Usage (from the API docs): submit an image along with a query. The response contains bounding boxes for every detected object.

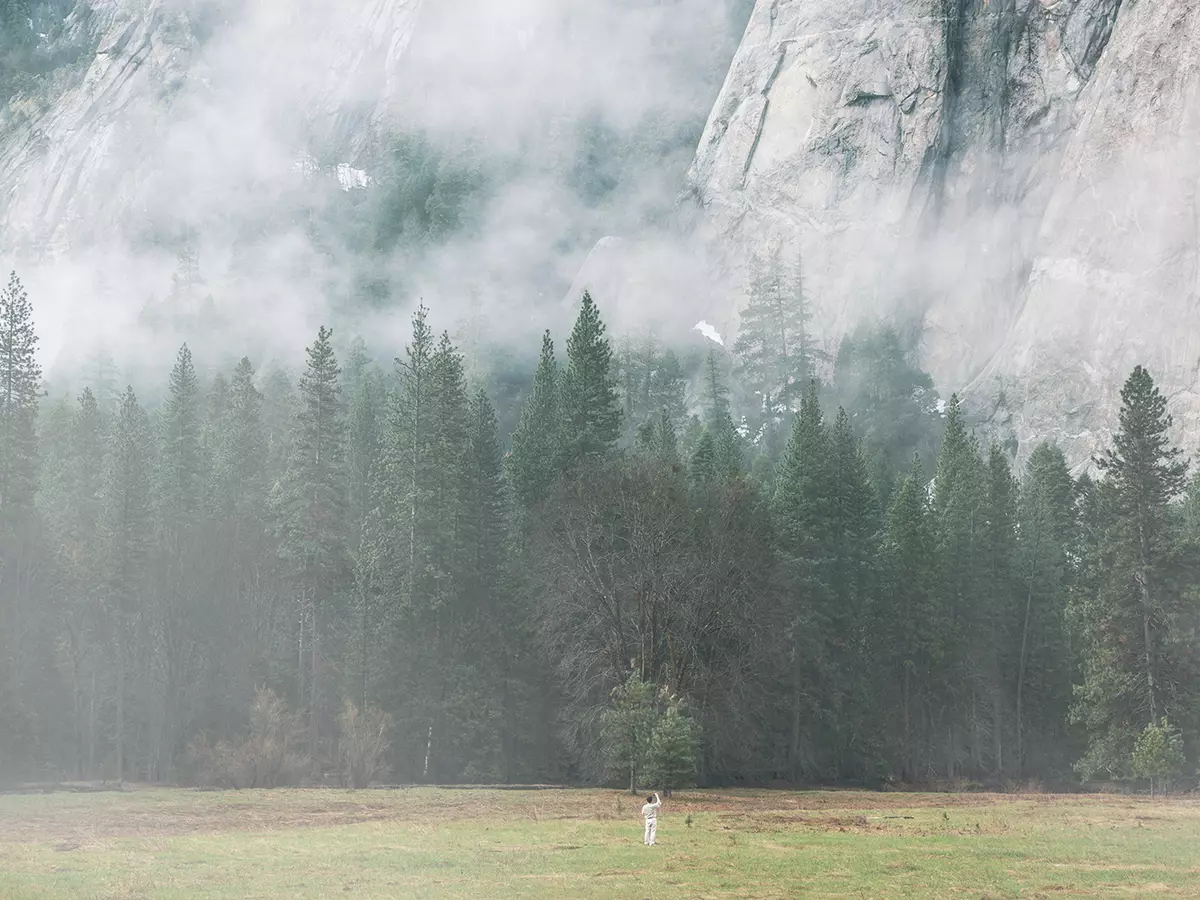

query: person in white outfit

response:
[641,792,661,846]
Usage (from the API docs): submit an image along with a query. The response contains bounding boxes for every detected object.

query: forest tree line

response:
[1,257,1199,793]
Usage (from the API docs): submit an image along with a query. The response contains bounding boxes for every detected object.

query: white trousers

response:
[644,818,656,845]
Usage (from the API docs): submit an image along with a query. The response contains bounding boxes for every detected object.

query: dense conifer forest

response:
[2,260,1198,794]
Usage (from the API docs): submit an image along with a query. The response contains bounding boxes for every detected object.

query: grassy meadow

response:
[1,786,1199,898]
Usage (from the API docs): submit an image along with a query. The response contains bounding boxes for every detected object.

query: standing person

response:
[641,791,661,846]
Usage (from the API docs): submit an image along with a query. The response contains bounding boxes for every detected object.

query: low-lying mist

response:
[1,0,754,395]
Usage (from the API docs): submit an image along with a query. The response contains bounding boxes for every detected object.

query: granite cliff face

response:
[0,0,425,259]
[688,0,1200,464]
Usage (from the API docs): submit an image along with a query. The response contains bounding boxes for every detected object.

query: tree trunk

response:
[116,628,126,784]
[69,626,83,778]
[310,576,320,773]
[1137,522,1156,723]
[1015,583,1034,777]
[791,626,802,782]
[903,664,912,780]
[359,581,369,712]
[88,670,97,779]
[1140,575,1156,723]
[992,671,1003,778]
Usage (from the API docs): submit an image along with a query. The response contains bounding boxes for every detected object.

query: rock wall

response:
[688,0,1200,464]
[0,0,426,259]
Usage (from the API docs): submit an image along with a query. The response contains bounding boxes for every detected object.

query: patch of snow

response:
[694,320,724,346]
[290,156,371,191]
[336,163,370,191]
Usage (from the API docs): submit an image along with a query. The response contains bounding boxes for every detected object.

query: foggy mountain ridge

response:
[2,0,1198,466]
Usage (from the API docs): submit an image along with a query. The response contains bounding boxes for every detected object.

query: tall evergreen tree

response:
[151,343,207,778]
[454,388,511,779]
[1071,366,1191,780]
[689,428,716,488]
[1014,442,1077,775]
[0,271,41,526]
[826,407,881,775]
[771,380,834,779]
[880,455,937,777]
[560,292,620,468]
[260,361,297,481]
[0,271,42,776]
[100,387,155,780]
[367,306,444,779]
[157,344,203,544]
[507,331,561,509]
[931,394,987,774]
[272,327,347,761]
[345,363,384,710]
[734,245,814,421]
[980,445,1019,775]
[215,358,267,524]
[703,348,731,431]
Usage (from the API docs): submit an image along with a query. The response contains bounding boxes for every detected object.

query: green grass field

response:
[2,786,1198,898]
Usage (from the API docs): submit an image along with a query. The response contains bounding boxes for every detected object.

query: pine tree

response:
[880,455,937,777]
[648,349,687,428]
[346,367,384,712]
[342,336,373,396]
[0,271,41,527]
[1130,717,1185,796]
[831,323,940,503]
[689,429,716,487]
[1071,366,1190,780]
[507,331,561,509]
[52,388,107,777]
[771,380,834,779]
[157,344,203,548]
[0,272,43,777]
[80,346,121,415]
[701,349,742,479]
[215,358,267,524]
[981,445,1018,775]
[829,408,877,615]
[204,372,229,446]
[464,389,506,595]
[346,366,383,544]
[703,348,731,431]
[600,671,658,793]
[931,394,987,774]
[560,292,621,468]
[100,387,155,780]
[272,326,347,762]
[367,306,444,779]
[70,388,106,543]
[260,362,297,481]
[712,419,744,479]
[428,332,470,613]
[148,344,209,778]
[1014,442,1077,775]
[455,388,511,779]
[827,407,881,775]
[734,245,813,422]
[655,408,678,462]
[645,696,701,795]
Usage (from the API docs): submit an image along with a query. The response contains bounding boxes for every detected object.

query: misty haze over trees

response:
[3,255,1200,795]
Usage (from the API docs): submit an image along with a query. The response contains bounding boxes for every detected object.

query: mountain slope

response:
[688,0,1196,463]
